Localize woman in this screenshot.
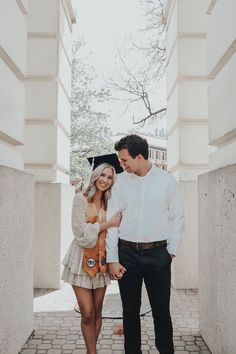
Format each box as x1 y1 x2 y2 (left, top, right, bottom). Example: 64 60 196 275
61 161 121 354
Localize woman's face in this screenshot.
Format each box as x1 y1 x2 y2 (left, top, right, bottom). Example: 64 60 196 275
95 167 114 192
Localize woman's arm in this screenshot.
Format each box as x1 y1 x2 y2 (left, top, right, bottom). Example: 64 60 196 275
71 193 99 248
71 193 121 248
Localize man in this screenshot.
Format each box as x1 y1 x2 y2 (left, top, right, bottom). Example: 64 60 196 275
106 134 184 354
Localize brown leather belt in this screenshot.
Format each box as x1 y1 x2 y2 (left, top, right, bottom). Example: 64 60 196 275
118 239 167 250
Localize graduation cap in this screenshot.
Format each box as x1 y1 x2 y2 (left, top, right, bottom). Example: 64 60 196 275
87 153 123 174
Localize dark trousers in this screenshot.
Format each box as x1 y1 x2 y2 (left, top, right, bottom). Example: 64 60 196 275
118 243 174 354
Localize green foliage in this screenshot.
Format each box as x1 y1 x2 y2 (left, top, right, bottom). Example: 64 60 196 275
70 40 113 184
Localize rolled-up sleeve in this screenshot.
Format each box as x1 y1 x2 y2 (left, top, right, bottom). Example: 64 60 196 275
72 193 99 248
166 175 185 256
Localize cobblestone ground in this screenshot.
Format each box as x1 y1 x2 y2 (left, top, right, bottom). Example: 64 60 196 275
20 283 211 354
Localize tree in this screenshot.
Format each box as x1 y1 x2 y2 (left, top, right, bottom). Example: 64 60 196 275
108 0 166 126
70 40 113 183
138 0 166 81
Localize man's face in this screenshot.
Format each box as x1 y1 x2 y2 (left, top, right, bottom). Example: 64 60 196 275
118 149 139 173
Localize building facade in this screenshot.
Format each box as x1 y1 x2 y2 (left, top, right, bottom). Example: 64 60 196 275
164 0 236 352
1 1 236 353
148 139 167 170
198 1 236 353
0 1 77 353
163 0 213 290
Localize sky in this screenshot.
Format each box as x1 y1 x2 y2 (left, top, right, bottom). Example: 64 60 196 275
74 0 166 134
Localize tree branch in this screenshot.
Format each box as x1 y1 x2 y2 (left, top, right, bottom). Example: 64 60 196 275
133 107 166 125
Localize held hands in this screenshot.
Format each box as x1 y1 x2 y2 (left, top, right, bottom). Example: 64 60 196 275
108 262 126 280
109 211 122 228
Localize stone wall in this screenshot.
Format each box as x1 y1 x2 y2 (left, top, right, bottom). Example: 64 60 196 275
198 2 236 352
198 164 236 354
0 165 34 354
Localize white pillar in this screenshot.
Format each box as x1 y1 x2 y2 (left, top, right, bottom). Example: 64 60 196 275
0 1 34 353
163 0 213 288
0 0 27 170
23 0 73 183
34 183 75 288
198 1 236 352
23 0 76 288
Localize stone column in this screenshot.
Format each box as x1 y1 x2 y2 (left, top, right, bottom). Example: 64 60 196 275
23 0 76 288
0 1 34 353
198 1 236 352
163 0 213 288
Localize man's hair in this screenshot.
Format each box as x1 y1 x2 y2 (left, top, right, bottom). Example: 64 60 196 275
114 134 149 160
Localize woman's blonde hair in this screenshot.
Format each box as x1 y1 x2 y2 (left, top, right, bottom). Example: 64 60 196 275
84 163 116 207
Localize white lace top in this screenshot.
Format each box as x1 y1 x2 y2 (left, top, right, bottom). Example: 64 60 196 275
62 193 100 275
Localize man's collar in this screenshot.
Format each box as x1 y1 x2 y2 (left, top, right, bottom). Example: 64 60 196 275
132 162 154 178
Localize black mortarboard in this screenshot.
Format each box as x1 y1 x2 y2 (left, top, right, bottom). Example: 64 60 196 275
87 153 123 174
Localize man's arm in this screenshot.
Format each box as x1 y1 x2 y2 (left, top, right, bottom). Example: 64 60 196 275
106 181 120 263
106 181 126 279
166 174 185 256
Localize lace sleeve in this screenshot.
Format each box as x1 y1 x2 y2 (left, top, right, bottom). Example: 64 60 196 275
71 193 99 248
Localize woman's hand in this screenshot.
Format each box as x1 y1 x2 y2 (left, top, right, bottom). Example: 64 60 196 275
108 262 126 280
109 211 122 228
99 211 122 233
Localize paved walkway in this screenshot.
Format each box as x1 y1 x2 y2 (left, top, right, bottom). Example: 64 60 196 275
20 282 211 354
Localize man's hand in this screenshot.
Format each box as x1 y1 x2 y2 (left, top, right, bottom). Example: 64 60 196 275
108 262 126 280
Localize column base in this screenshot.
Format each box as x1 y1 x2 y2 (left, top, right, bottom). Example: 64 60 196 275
171 181 199 289
0 165 34 354
198 164 236 354
34 182 74 289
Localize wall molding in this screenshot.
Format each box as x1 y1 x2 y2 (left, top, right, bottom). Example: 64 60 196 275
24 75 58 82
58 77 71 103
65 0 77 24
61 0 76 32
167 75 209 101
178 32 206 39
59 37 72 67
24 76 71 103
25 118 70 137
24 163 68 174
28 32 59 39
163 0 176 27
16 0 28 15
167 36 178 64
0 46 24 81
210 128 236 148
206 0 218 15
27 32 72 67
0 131 23 146
167 32 206 65
168 119 208 136
209 39 236 79
169 163 209 172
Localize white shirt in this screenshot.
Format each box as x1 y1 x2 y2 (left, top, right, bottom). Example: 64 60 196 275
106 164 184 262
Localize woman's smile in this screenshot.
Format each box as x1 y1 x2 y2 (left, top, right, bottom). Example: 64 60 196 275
95 167 114 191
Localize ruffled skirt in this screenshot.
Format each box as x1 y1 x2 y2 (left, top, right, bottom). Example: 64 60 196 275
61 265 110 289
